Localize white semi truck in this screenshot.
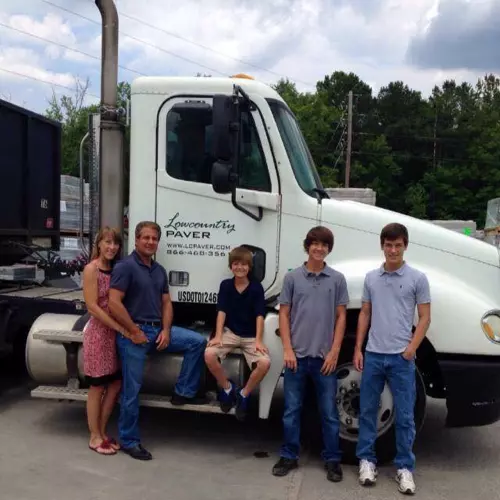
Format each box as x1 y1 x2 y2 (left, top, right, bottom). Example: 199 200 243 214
25 0 500 463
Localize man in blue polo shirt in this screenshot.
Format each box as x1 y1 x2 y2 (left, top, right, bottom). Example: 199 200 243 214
354 222 431 495
108 221 207 461
272 226 349 483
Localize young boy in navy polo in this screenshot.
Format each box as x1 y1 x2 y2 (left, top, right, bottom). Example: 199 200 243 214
204 246 271 421
272 226 349 483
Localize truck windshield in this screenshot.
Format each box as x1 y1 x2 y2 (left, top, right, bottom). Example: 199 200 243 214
267 99 323 197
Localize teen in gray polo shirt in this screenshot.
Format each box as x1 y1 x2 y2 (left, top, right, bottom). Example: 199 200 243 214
272 226 349 483
354 222 431 495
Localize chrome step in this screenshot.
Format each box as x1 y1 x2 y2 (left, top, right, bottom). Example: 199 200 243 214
31 386 234 414
33 330 83 343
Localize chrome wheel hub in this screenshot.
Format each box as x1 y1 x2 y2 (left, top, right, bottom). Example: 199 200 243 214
336 362 395 442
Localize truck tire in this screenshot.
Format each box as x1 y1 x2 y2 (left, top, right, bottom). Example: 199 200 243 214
335 361 427 465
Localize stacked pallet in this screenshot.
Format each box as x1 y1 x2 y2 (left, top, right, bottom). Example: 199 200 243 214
325 188 376 206
60 175 89 235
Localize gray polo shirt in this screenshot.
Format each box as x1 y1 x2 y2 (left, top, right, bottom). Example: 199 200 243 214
279 264 349 359
363 262 431 355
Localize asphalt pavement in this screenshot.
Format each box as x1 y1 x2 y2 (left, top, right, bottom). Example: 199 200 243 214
1 373 499 500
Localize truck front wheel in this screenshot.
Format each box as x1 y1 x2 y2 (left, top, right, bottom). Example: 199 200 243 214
335 361 427 465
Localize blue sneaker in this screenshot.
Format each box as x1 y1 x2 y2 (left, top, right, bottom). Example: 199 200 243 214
235 390 249 421
218 380 236 413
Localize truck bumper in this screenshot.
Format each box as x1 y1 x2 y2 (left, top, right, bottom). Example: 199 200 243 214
439 356 500 427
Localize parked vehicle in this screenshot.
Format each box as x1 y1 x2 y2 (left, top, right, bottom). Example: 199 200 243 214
0 98 86 357
26 71 500 462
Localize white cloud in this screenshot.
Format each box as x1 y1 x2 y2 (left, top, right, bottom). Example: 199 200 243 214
0 46 76 88
0 0 497 114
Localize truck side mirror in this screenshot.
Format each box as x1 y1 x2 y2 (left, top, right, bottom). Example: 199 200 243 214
211 161 233 194
211 95 236 161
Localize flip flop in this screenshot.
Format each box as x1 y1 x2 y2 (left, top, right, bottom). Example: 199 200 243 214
89 440 117 455
103 437 120 451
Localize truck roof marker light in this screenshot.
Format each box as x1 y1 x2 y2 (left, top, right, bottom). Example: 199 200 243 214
231 73 254 80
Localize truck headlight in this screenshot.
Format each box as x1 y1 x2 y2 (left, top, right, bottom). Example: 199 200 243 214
481 310 500 344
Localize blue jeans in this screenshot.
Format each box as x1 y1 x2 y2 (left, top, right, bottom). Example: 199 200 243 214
280 357 341 462
356 351 416 471
116 324 207 448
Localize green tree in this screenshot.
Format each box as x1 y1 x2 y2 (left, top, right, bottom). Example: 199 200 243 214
46 78 99 177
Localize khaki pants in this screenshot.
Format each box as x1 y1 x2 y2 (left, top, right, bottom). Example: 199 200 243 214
206 328 270 368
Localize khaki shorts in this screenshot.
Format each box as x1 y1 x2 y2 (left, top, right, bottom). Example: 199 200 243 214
206 328 270 368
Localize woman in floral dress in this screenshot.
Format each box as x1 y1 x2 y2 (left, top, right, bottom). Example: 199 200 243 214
83 227 126 455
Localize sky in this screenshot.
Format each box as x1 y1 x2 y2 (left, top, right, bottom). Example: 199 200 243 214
0 0 498 115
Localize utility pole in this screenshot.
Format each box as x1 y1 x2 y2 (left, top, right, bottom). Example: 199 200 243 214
345 90 353 188
96 0 124 234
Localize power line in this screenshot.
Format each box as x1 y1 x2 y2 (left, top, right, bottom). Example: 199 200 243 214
43 0 315 88
0 66 100 99
115 9 316 87
0 21 145 76
42 0 230 77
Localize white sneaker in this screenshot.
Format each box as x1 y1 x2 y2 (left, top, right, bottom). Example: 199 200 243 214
359 459 378 486
396 469 416 495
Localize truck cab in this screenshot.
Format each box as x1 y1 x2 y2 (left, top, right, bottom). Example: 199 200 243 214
28 74 500 463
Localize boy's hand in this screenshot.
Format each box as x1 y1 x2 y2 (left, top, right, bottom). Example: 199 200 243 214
321 348 339 375
208 334 223 347
255 341 269 354
284 348 297 372
353 349 363 371
402 344 416 361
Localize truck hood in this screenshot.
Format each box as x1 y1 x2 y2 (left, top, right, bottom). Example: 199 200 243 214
321 199 500 267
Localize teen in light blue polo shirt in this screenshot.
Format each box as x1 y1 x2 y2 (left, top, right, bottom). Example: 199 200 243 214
354 222 431 495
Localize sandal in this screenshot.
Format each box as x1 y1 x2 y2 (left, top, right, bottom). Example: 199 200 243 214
103 437 120 451
89 440 117 456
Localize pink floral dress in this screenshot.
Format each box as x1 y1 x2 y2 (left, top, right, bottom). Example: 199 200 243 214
83 267 121 386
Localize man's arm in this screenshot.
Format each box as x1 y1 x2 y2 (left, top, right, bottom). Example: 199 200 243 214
278 306 292 351
322 275 349 375
332 304 347 352
403 274 431 360
254 284 268 353
108 262 146 343
156 268 174 350
108 288 146 343
278 273 297 370
156 292 174 350
354 275 372 371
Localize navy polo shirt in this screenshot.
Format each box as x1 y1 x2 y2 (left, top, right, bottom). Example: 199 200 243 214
110 250 169 323
217 278 266 338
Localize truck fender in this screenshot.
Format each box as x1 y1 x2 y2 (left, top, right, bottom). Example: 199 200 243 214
259 311 283 419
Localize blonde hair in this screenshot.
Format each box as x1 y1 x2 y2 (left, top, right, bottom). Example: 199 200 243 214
90 226 122 263
228 246 253 270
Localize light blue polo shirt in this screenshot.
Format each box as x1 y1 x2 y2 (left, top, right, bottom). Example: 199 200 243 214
363 262 431 354
279 264 350 359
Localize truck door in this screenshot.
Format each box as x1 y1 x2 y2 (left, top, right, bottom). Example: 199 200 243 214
155 96 281 305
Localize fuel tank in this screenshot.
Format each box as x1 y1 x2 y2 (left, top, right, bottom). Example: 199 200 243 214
25 313 244 395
